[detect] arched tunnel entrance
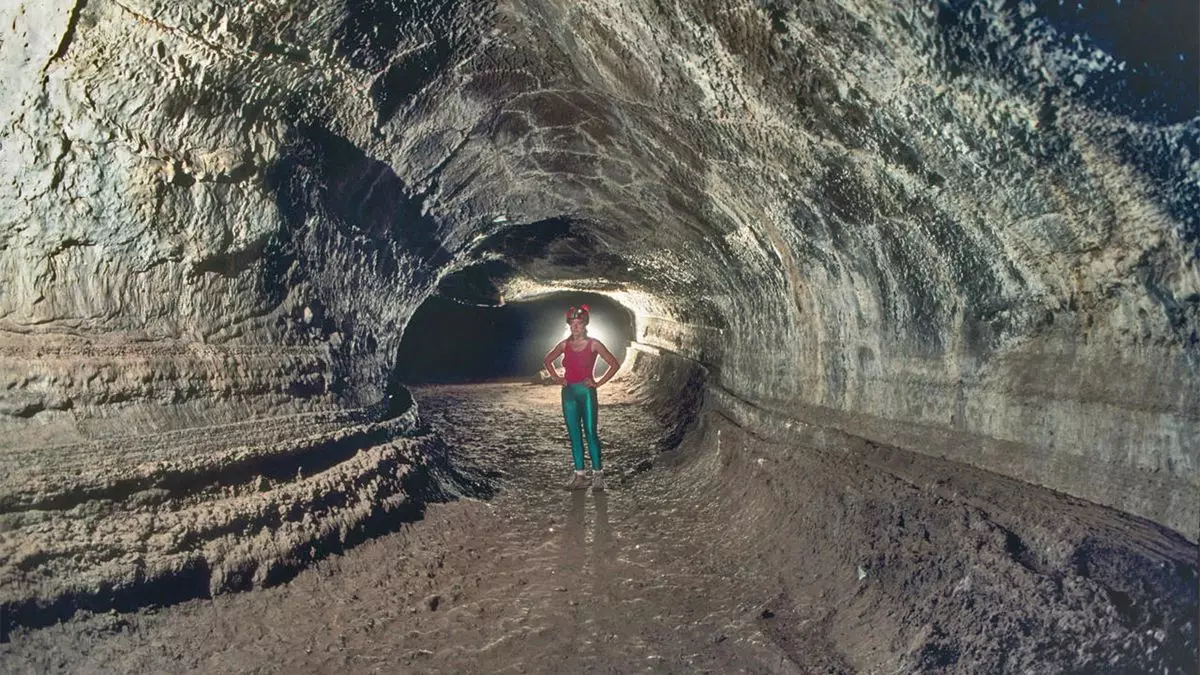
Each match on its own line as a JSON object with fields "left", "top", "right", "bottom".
{"left": 393, "top": 291, "right": 636, "bottom": 385}
{"left": 390, "top": 282, "right": 711, "bottom": 487}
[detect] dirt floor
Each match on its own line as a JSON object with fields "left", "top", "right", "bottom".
{"left": 1, "top": 381, "right": 1197, "bottom": 673}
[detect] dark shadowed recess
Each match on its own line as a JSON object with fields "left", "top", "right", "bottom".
{"left": 936, "top": 0, "right": 1200, "bottom": 250}
{"left": 469, "top": 217, "right": 645, "bottom": 286}
{"left": 937, "top": 0, "right": 1198, "bottom": 125}
{"left": 372, "top": 40, "right": 453, "bottom": 124}
{"left": 1032, "top": 0, "right": 1198, "bottom": 124}
{"left": 333, "top": 0, "right": 461, "bottom": 72}
{"left": 264, "top": 123, "right": 453, "bottom": 405}
{"left": 265, "top": 123, "right": 451, "bottom": 266}
{"left": 394, "top": 292, "right": 636, "bottom": 385}
{"left": 332, "top": 0, "right": 469, "bottom": 125}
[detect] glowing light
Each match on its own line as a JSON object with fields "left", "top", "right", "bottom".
{"left": 561, "top": 319, "right": 612, "bottom": 348}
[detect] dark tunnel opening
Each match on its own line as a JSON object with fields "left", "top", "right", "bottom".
{"left": 393, "top": 291, "right": 637, "bottom": 385}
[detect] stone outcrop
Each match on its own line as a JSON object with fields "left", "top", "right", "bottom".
{"left": 1, "top": 0, "right": 1196, "bottom": 628}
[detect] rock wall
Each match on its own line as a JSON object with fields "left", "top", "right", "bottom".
{"left": 1, "top": 0, "right": 1196, "bottom": 549}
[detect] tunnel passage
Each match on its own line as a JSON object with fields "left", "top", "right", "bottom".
{"left": 394, "top": 291, "right": 635, "bottom": 385}
{"left": 2, "top": 0, "right": 1193, "bottom": 539}
{"left": 391, "top": 282, "right": 711, "bottom": 468}
{"left": 1, "top": 0, "right": 1198, "bottom": 668}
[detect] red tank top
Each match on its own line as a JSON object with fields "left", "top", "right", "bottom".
{"left": 562, "top": 339, "right": 598, "bottom": 384}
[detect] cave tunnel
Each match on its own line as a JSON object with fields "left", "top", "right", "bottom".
{"left": 394, "top": 290, "right": 636, "bottom": 385}
{"left": 1, "top": 0, "right": 1198, "bottom": 671}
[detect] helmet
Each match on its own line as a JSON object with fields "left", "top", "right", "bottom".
{"left": 566, "top": 304, "right": 590, "bottom": 323}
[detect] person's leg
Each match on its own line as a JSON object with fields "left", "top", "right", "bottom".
{"left": 581, "top": 386, "right": 602, "bottom": 472}
{"left": 561, "top": 385, "right": 585, "bottom": 471}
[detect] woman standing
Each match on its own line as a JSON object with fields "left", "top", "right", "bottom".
{"left": 543, "top": 304, "right": 621, "bottom": 490}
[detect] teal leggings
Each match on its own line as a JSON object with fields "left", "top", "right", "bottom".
{"left": 561, "top": 383, "right": 602, "bottom": 471}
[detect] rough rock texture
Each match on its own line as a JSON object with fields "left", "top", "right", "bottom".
{"left": 1, "top": 0, "right": 1197, "bottom": 645}
{"left": 0, "top": 400, "right": 474, "bottom": 629}
{"left": 3, "top": 381, "right": 1195, "bottom": 672}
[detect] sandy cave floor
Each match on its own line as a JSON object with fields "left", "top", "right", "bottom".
{"left": 1, "top": 381, "right": 1196, "bottom": 673}
{"left": 1, "top": 383, "right": 805, "bottom": 673}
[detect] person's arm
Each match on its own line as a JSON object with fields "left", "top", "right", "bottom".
{"left": 589, "top": 340, "right": 621, "bottom": 387}
{"left": 543, "top": 341, "right": 566, "bottom": 385}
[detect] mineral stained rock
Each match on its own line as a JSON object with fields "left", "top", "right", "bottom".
{"left": 0, "top": 0, "right": 1196, "bottom": 633}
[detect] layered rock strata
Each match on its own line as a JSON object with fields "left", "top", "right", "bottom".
{"left": 0, "top": 402, "right": 466, "bottom": 629}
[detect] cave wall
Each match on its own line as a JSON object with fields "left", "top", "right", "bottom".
{"left": 1, "top": 0, "right": 1196, "bottom": 536}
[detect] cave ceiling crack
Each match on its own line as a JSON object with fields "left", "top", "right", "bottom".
{"left": 41, "top": 0, "right": 88, "bottom": 76}
{"left": 47, "top": 133, "right": 73, "bottom": 191}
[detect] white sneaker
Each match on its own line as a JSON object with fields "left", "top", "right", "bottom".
{"left": 564, "top": 472, "right": 588, "bottom": 490}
